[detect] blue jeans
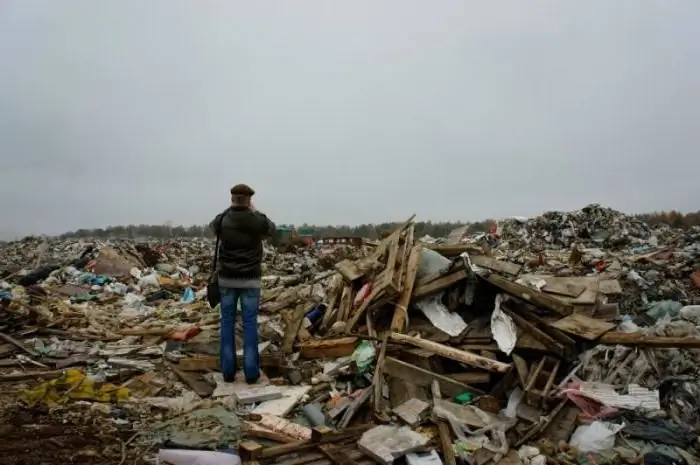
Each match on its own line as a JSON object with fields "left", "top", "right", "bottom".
{"left": 219, "top": 287, "right": 261, "bottom": 382}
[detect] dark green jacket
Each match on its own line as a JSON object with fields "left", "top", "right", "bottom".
{"left": 210, "top": 206, "right": 275, "bottom": 279}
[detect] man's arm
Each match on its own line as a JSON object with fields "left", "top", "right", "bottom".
{"left": 255, "top": 211, "right": 276, "bottom": 237}
{"left": 209, "top": 212, "right": 225, "bottom": 236}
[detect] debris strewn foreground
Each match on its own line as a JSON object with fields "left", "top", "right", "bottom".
{"left": 1, "top": 204, "right": 700, "bottom": 465}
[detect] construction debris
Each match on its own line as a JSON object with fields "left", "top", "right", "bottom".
{"left": 0, "top": 204, "right": 699, "bottom": 464}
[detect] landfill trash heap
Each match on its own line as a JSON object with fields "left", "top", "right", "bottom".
{"left": 0, "top": 203, "right": 699, "bottom": 465}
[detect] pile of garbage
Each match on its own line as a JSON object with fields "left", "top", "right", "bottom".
{"left": 453, "top": 204, "right": 700, "bottom": 315}
{"left": 0, "top": 205, "right": 698, "bottom": 465}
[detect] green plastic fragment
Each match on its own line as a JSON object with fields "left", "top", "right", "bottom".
{"left": 454, "top": 392, "right": 473, "bottom": 404}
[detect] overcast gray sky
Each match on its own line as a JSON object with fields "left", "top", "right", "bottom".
{"left": 0, "top": 1, "right": 698, "bottom": 237}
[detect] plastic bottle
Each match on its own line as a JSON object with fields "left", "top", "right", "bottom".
{"left": 302, "top": 403, "right": 326, "bottom": 426}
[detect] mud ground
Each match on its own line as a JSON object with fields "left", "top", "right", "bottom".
{"left": 0, "top": 402, "right": 147, "bottom": 465}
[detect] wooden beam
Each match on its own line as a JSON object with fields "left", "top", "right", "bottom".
{"left": 469, "top": 255, "right": 521, "bottom": 276}
{"left": 372, "top": 334, "right": 389, "bottom": 415}
{"left": 599, "top": 332, "right": 700, "bottom": 348}
{"left": 298, "top": 337, "right": 358, "bottom": 358}
{"left": 383, "top": 356, "right": 484, "bottom": 397}
{"left": 318, "top": 444, "right": 361, "bottom": 465}
{"left": 254, "top": 425, "right": 372, "bottom": 459}
{"left": 413, "top": 269, "right": 468, "bottom": 299}
{"left": 426, "top": 244, "right": 483, "bottom": 257}
{"left": 390, "top": 245, "right": 422, "bottom": 333}
{"left": 390, "top": 332, "right": 512, "bottom": 373}
{"left": 282, "top": 303, "right": 311, "bottom": 354}
{"left": 483, "top": 273, "right": 573, "bottom": 316}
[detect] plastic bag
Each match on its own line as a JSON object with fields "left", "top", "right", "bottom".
{"left": 157, "top": 449, "right": 241, "bottom": 465}
{"left": 491, "top": 294, "right": 517, "bottom": 355}
{"left": 569, "top": 421, "right": 624, "bottom": 452}
{"left": 351, "top": 340, "right": 376, "bottom": 373}
{"left": 503, "top": 387, "right": 523, "bottom": 419}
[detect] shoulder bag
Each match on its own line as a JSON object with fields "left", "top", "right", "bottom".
{"left": 206, "top": 215, "right": 224, "bottom": 308}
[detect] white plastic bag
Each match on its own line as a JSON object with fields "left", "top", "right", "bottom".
{"left": 569, "top": 421, "right": 624, "bottom": 452}
{"left": 157, "top": 449, "right": 241, "bottom": 465}
{"left": 491, "top": 294, "right": 517, "bottom": 355}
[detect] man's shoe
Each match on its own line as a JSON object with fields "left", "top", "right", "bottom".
{"left": 245, "top": 377, "right": 260, "bottom": 385}
{"left": 223, "top": 375, "right": 235, "bottom": 383}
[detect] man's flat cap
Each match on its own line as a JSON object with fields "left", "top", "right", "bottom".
{"left": 230, "top": 184, "right": 255, "bottom": 196}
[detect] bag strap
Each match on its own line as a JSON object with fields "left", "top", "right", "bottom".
{"left": 212, "top": 213, "right": 225, "bottom": 272}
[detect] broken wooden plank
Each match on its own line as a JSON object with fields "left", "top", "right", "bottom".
{"left": 0, "top": 370, "right": 63, "bottom": 382}
{"left": 337, "top": 283, "right": 353, "bottom": 322}
{"left": 541, "top": 277, "right": 587, "bottom": 298}
{"left": 390, "top": 332, "right": 512, "bottom": 373}
{"left": 383, "top": 357, "right": 483, "bottom": 397}
{"left": 169, "top": 363, "right": 213, "bottom": 397}
{"left": 339, "top": 386, "right": 372, "bottom": 428}
{"left": 394, "top": 225, "right": 415, "bottom": 293}
{"left": 470, "top": 255, "right": 521, "bottom": 276}
{"left": 483, "top": 273, "right": 574, "bottom": 316}
{"left": 390, "top": 244, "right": 422, "bottom": 333}
{"left": 436, "top": 420, "right": 457, "bottom": 465}
{"left": 425, "top": 244, "right": 483, "bottom": 257}
{"left": 549, "top": 313, "right": 615, "bottom": 340}
{"left": 379, "top": 232, "right": 402, "bottom": 294}
{"left": 508, "top": 309, "right": 568, "bottom": 357}
{"left": 444, "top": 371, "right": 491, "bottom": 385}
{"left": 0, "top": 331, "right": 39, "bottom": 357}
{"left": 298, "top": 337, "right": 358, "bottom": 358}
{"left": 413, "top": 269, "right": 468, "bottom": 300}
{"left": 372, "top": 334, "right": 389, "bottom": 416}
{"left": 283, "top": 303, "right": 311, "bottom": 354}
{"left": 249, "top": 425, "right": 373, "bottom": 459}
{"left": 599, "top": 332, "right": 700, "bottom": 348}
{"left": 243, "top": 422, "right": 299, "bottom": 443}
{"left": 318, "top": 444, "right": 362, "bottom": 465}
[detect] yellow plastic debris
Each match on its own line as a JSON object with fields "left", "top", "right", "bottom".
{"left": 22, "top": 368, "right": 129, "bottom": 406}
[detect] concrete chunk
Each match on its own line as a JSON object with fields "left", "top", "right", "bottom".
{"left": 358, "top": 425, "right": 429, "bottom": 465}
{"left": 233, "top": 384, "right": 283, "bottom": 404}
{"left": 393, "top": 398, "right": 431, "bottom": 426}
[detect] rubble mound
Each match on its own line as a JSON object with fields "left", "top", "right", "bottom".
{"left": 500, "top": 203, "right": 653, "bottom": 249}
{"left": 1, "top": 210, "right": 700, "bottom": 464}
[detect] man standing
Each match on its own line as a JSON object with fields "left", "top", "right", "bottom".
{"left": 210, "top": 184, "right": 275, "bottom": 383}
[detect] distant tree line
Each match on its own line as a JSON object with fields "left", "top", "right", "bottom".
{"left": 41, "top": 210, "right": 700, "bottom": 241}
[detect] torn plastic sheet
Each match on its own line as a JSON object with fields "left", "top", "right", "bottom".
{"left": 559, "top": 381, "right": 660, "bottom": 419}
{"left": 570, "top": 421, "right": 625, "bottom": 452}
{"left": 491, "top": 294, "right": 517, "bottom": 355}
{"left": 416, "top": 248, "right": 451, "bottom": 280}
{"left": 415, "top": 293, "right": 467, "bottom": 337}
